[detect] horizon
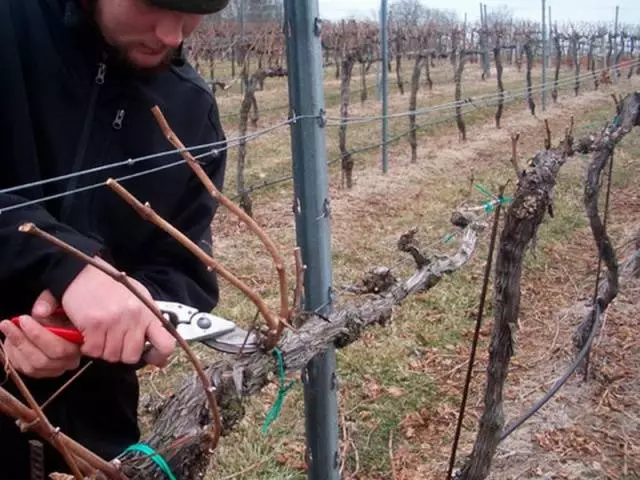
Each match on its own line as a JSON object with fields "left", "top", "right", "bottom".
{"left": 317, "top": 0, "right": 639, "bottom": 29}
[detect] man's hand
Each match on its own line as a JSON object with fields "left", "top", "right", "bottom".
{"left": 60, "top": 257, "right": 176, "bottom": 367}
{"left": 0, "top": 291, "right": 81, "bottom": 379}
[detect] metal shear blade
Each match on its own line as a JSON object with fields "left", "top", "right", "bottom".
{"left": 157, "top": 301, "right": 260, "bottom": 354}
{"left": 200, "top": 328, "right": 261, "bottom": 354}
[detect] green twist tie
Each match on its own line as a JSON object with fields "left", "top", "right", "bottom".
{"left": 123, "top": 443, "right": 176, "bottom": 480}
{"left": 262, "top": 348, "right": 296, "bottom": 434}
{"left": 475, "top": 184, "right": 495, "bottom": 199}
{"left": 443, "top": 233, "right": 455, "bottom": 244}
{"left": 483, "top": 195, "right": 513, "bottom": 213}
{"left": 483, "top": 201, "right": 495, "bottom": 213}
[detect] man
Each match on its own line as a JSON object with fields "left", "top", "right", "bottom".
{"left": 0, "top": 0, "right": 229, "bottom": 477}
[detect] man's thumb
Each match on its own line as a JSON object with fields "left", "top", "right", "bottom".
{"left": 145, "top": 321, "right": 176, "bottom": 366}
{"left": 31, "top": 290, "right": 58, "bottom": 318}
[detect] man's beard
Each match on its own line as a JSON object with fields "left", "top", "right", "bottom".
{"left": 85, "top": 0, "right": 183, "bottom": 75}
{"left": 108, "top": 44, "right": 178, "bottom": 75}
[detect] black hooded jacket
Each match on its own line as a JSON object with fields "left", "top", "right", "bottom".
{"left": 0, "top": 0, "right": 226, "bottom": 316}
{"left": 0, "top": 0, "right": 226, "bottom": 476}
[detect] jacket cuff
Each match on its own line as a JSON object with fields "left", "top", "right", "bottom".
{"left": 40, "top": 232, "right": 106, "bottom": 302}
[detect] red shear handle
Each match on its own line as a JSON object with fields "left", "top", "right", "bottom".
{"left": 9, "top": 317, "right": 85, "bottom": 345}
{"left": 41, "top": 325, "right": 84, "bottom": 345}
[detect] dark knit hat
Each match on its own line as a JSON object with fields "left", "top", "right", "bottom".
{"left": 147, "top": 0, "right": 230, "bottom": 14}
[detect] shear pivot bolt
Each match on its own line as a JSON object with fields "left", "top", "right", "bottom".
{"left": 197, "top": 317, "right": 212, "bottom": 329}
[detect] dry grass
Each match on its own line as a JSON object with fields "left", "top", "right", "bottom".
{"left": 136, "top": 59, "right": 640, "bottom": 480}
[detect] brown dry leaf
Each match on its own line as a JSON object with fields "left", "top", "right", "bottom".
{"left": 535, "top": 428, "right": 602, "bottom": 458}
{"left": 535, "top": 430, "right": 559, "bottom": 452}
{"left": 363, "top": 375, "right": 382, "bottom": 400}
{"left": 386, "top": 386, "right": 407, "bottom": 398}
{"left": 399, "top": 410, "right": 427, "bottom": 430}
{"left": 407, "top": 359, "right": 421, "bottom": 371}
{"left": 358, "top": 410, "right": 372, "bottom": 420}
{"left": 275, "top": 440, "right": 307, "bottom": 472}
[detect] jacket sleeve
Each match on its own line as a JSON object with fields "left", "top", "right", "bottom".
{"left": 0, "top": 195, "right": 106, "bottom": 300}
{"left": 128, "top": 104, "right": 227, "bottom": 313}
{"left": 0, "top": 0, "right": 106, "bottom": 302}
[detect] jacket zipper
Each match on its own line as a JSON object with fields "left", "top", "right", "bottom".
{"left": 112, "top": 109, "right": 126, "bottom": 130}
{"left": 59, "top": 61, "right": 106, "bottom": 222}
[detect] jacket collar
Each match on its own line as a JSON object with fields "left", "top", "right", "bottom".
{"left": 58, "top": 0, "right": 91, "bottom": 29}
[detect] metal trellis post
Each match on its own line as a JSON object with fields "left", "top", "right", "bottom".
{"left": 613, "top": 5, "right": 619, "bottom": 83}
{"left": 283, "top": 1, "right": 340, "bottom": 480}
{"left": 240, "top": 0, "right": 245, "bottom": 95}
{"left": 542, "top": 0, "right": 547, "bottom": 111}
{"left": 483, "top": 3, "right": 490, "bottom": 78}
{"left": 479, "top": 3, "right": 485, "bottom": 75}
{"left": 381, "top": 0, "right": 389, "bottom": 174}
{"left": 548, "top": 6, "right": 552, "bottom": 69}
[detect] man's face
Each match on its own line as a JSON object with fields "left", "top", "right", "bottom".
{"left": 94, "top": 0, "right": 203, "bottom": 70}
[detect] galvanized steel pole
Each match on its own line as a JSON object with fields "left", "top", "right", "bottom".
{"left": 479, "top": 3, "right": 484, "bottom": 75}
{"left": 613, "top": 5, "right": 619, "bottom": 83}
{"left": 542, "top": 0, "right": 547, "bottom": 111}
{"left": 283, "top": 1, "right": 339, "bottom": 479}
{"left": 548, "top": 6, "right": 552, "bottom": 68}
{"left": 483, "top": 3, "right": 490, "bottom": 77}
{"left": 240, "top": 0, "right": 245, "bottom": 94}
{"left": 381, "top": 0, "right": 389, "bottom": 174}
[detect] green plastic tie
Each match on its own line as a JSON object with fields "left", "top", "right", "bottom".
{"left": 443, "top": 232, "right": 455, "bottom": 244}
{"left": 262, "top": 348, "right": 296, "bottom": 434}
{"left": 612, "top": 114, "right": 620, "bottom": 127}
{"left": 483, "top": 201, "right": 495, "bottom": 213}
{"left": 483, "top": 195, "right": 513, "bottom": 213}
{"left": 123, "top": 443, "right": 176, "bottom": 480}
{"left": 475, "top": 184, "right": 495, "bottom": 199}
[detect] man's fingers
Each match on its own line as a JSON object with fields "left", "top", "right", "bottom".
{"left": 18, "top": 316, "right": 80, "bottom": 361}
{"left": 144, "top": 320, "right": 176, "bottom": 367}
{"left": 1, "top": 319, "right": 82, "bottom": 379}
{"left": 142, "top": 346, "right": 170, "bottom": 368}
{"left": 102, "top": 325, "right": 126, "bottom": 364}
{"left": 2, "top": 344, "right": 29, "bottom": 375}
{"left": 0, "top": 320, "right": 28, "bottom": 350}
{"left": 79, "top": 322, "right": 107, "bottom": 359}
{"left": 31, "top": 290, "right": 58, "bottom": 318}
{"left": 0, "top": 319, "right": 52, "bottom": 374}
{"left": 121, "top": 326, "right": 146, "bottom": 365}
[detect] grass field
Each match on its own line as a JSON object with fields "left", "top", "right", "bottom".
{"left": 137, "top": 59, "right": 640, "bottom": 479}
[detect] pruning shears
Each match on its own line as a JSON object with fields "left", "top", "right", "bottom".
{"left": 9, "top": 301, "right": 260, "bottom": 355}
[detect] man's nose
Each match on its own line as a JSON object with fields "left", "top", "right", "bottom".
{"left": 155, "top": 15, "right": 185, "bottom": 48}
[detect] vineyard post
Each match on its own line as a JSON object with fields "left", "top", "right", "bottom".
{"left": 464, "top": 13, "right": 468, "bottom": 50}
{"left": 381, "top": 0, "right": 389, "bottom": 174}
{"left": 376, "top": 53, "right": 382, "bottom": 101}
{"left": 483, "top": 3, "right": 490, "bottom": 77}
{"left": 542, "top": 0, "right": 547, "bottom": 111}
{"left": 548, "top": 5, "right": 552, "bottom": 68}
{"left": 240, "top": 0, "right": 245, "bottom": 95}
{"left": 283, "top": 1, "right": 340, "bottom": 479}
{"left": 479, "top": 3, "right": 486, "bottom": 77}
{"left": 613, "top": 5, "right": 620, "bottom": 83}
